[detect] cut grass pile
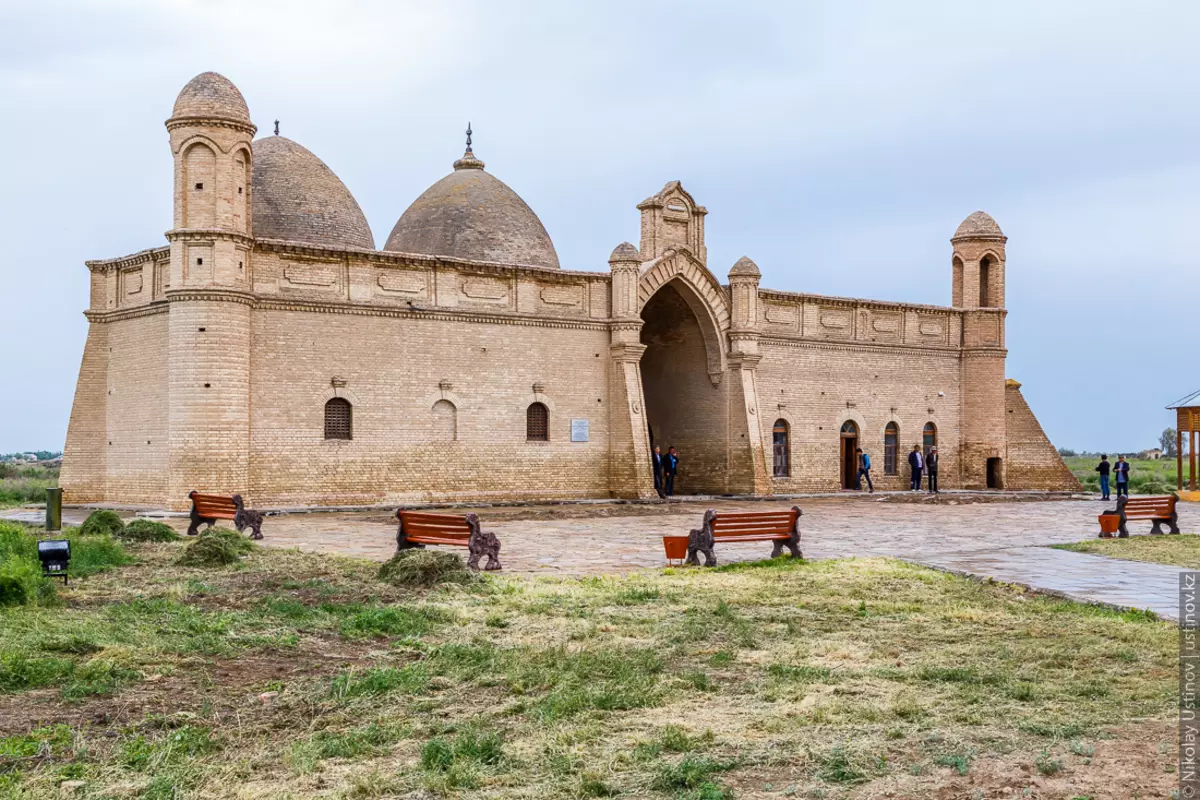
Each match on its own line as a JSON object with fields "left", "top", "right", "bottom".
{"left": 0, "top": 534, "right": 1179, "bottom": 798}
{"left": 378, "top": 548, "right": 474, "bottom": 587}
{"left": 79, "top": 509, "right": 124, "bottom": 538}
{"left": 176, "top": 528, "right": 256, "bottom": 567}
{"left": 1054, "top": 532, "right": 1200, "bottom": 568}
{"left": 118, "top": 519, "right": 181, "bottom": 543}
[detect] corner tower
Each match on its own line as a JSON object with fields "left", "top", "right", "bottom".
{"left": 952, "top": 211, "right": 1008, "bottom": 489}
{"left": 165, "top": 72, "right": 257, "bottom": 507}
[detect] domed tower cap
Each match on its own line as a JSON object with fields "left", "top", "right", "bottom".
{"left": 729, "top": 255, "right": 761, "bottom": 278}
{"left": 951, "top": 211, "right": 1005, "bottom": 242}
{"left": 171, "top": 71, "right": 253, "bottom": 127}
{"left": 608, "top": 242, "right": 641, "bottom": 264}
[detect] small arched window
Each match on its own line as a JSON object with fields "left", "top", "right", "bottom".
{"left": 952, "top": 256, "right": 964, "bottom": 307}
{"left": 979, "top": 256, "right": 991, "bottom": 307}
{"left": 923, "top": 422, "right": 938, "bottom": 458}
{"left": 526, "top": 402, "right": 549, "bottom": 441}
{"left": 772, "top": 419, "right": 790, "bottom": 477}
{"left": 884, "top": 422, "right": 899, "bottom": 475}
{"left": 432, "top": 399, "right": 457, "bottom": 441}
{"left": 324, "top": 398, "right": 352, "bottom": 440}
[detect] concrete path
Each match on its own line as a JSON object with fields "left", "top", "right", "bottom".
{"left": 4, "top": 495, "right": 1193, "bottom": 620}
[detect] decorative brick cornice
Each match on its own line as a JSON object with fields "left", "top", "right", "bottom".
{"left": 760, "top": 337, "right": 964, "bottom": 359}
{"left": 166, "top": 116, "right": 256, "bottom": 137}
{"left": 253, "top": 238, "right": 611, "bottom": 282}
{"left": 84, "top": 301, "right": 169, "bottom": 323}
{"left": 253, "top": 297, "right": 613, "bottom": 331}
{"left": 86, "top": 246, "right": 170, "bottom": 273}
{"left": 757, "top": 288, "right": 962, "bottom": 316}
{"left": 167, "top": 229, "right": 255, "bottom": 246}
{"left": 165, "top": 288, "right": 257, "bottom": 306}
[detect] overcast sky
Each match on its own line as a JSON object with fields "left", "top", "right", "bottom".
{"left": 1, "top": 1, "right": 1197, "bottom": 454}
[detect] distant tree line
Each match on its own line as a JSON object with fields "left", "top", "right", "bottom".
{"left": 0, "top": 451, "right": 61, "bottom": 462}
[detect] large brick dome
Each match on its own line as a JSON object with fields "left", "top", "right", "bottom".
{"left": 251, "top": 135, "right": 374, "bottom": 249}
{"left": 171, "top": 72, "right": 251, "bottom": 124}
{"left": 384, "top": 149, "right": 559, "bottom": 269}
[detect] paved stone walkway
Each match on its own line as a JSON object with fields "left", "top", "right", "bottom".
{"left": 5, "top": 495, "right": 1194, "bottom": 620}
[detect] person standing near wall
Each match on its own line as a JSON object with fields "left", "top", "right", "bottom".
{"left": 651, "top": 445, "right": 665, "bottom": 499}
{"left": 664, "top": 446, "right": 680, "bottom": 497}
{"left": 927, "top": 446, "right": 939, "bottom": 493}
{"left": 1095, "top": 454, "right": 1111, "bottom": 501}
{"left": 1113, "top": 455, "right": 1130, "bottom": 497}
{"left": 856, "top": 448, "right": 874, "bottom": 493}
{"left": 908, "top": 445, "right": 924, "bottom": 491}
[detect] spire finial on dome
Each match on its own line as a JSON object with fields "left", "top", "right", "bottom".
{"left": 453, "top": 122, "right": 485, "bottom": 170}
{"left": 274, "top": 119, "right": 279, "bottom": 136}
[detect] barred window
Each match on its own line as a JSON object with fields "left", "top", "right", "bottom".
{"left": 324, "top": 398, "right": 352, "bottom": 440}
{"left": 923, "top": 422, "right": 938, "bottom": 458}
{"left": 526, "top": 402, "right": 549, "bottom": 441}
{"left": 884, "top": 422, "right": 899, "bottom": 475}
{"left": 772, "top": 419, "right": 790, "bottom": 477}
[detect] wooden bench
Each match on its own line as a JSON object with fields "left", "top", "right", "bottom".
{"left": 1102, "top": 494, "right": 1179, "bottom": 538}
{"left": 395, "top": 509, "right": 502, "bottom": 571}
{"left": 685, "top": 506, "right": 802, "bottom": 566}
{"left": 187, "top": 491, "right": 264, "bottom": 539}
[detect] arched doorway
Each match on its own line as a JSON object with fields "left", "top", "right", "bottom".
{"left": 640, "top": 280, "right": 727, "bottom": 494}
{"left": 840, "top": 421, "right": 859, "bottom": 489}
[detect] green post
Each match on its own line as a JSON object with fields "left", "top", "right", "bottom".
{"left": 45, "top": 487, "right": 62, "bottom": 532}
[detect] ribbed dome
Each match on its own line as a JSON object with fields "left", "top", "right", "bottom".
{"left": 172, "top": 72, "right": 251, "bottom": 124}
{"left": 608, "top": 242, "right": 640, "bottom": 263}
{"left": 251, "top": 136, "right": 374, "bottom": 249}
{"left": 384, "top": 148, "right": 560, "bottom": 269}
{"left": 952, "top": 211, "right": 1004, "bottom": 240}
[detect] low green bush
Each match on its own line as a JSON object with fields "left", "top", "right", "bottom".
{"left": 119, "top": 519, "right": 181, "bottom": 543}
{"left": 378, "top": 549, "right": 473, "bottom": 588}
{"left": 80, "top": 510, "right": 124, "bottom": 537}
{"left": 176, "top": 528, "right": 255, "bottom": 567}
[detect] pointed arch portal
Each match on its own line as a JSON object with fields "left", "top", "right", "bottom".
{"left": 639, "top": 277, "right": 728, "bottom": 494}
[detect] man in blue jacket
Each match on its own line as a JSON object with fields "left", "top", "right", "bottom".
{"left": 1113, "top": 455, "right": 1130, "bottom": 497}
{"left": 856, "top": 447, "right": 874, "bottom": 493}
{"left": 663, "top": 446, "right": 680, "bottom": 497}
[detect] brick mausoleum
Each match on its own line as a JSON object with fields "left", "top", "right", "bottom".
{"left": 60, "top": 72, "right": 1079, "bottom": 510}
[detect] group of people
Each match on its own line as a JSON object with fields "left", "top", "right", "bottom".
{"left": 1094, "top": 454, "right": 1130, "bottom": 500}
{"left": 651, "top": 445, "right": 680, "bottom": 498}
{"left": 855, "top": 445, "right": 940, "bottom": 493}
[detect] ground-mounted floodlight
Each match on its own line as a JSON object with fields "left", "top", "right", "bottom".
{"left": 37, "top": 540, "right": 70, "bottom": 584}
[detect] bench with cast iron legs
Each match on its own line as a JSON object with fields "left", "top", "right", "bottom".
{"left": 395, "top": 509, "right": 502, "bottom": 571}
{"left": 686, "top": 506, "right": 803, "bottom": 567}
{"left": 1099, "top": 494, "right": 1179, "bottom": 538}
{"left": 187, "top": 491, "right": 264, "bottom": 539}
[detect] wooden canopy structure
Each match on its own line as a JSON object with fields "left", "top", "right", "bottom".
{"left": 1168, "top": 389, "right": 1200, "bottom": 491}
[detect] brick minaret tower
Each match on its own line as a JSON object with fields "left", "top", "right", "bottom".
{"left": 952, "top": 211, "right": 1008, "bottom": 489}
{"left": 164, "top": 72, "right": 256, "bottom": 508}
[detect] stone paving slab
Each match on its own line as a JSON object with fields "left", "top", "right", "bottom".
{"left": 4, "top": 496, "right": 1195, "bottom": 621}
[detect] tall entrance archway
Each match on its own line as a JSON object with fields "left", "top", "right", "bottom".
{"left": 640, "top": 279, "right": 727, "bottom": 494}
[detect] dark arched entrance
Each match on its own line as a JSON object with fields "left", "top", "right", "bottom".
{"left": 840, "top": 421, "right": 859, "bottom": 489}
{"left": 640, "top": 280, "right": 726, "bottom": 494}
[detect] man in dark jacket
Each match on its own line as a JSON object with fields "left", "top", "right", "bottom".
{"left": 926, "top": 446, "right": 939, "bottom": 493}
{"left": 664, "top": 446, "right": 680, "bottom": 497}
{"left": 855, "top": 448, "right": 874, "bottom": 493}
{"left": 651, "top": 445, "right": 665, "bottom": 498}
{"left": 908, "top": 445, "right": 924, "bottom": 491}
{"left": 1095, "top": 454, "right": 1111, "bottom": 500}
{"left": 1113, "top": 455, "right": 1130, "bottom": 497}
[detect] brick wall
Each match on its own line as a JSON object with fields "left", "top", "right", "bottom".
{"left": 1004, "top": 381, "right": 1080, "bottom": 490}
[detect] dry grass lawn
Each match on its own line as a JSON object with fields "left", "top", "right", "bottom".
{"left": 0, "top": 520, "right": 1180, "bottom": 799}
{"left": 1054, "top": 532, "right": 1200, "bottom": 569}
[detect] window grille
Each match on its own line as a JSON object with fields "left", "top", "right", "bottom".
{"left": 884, "top": 423, "right": 899, "bottom": 475}
{"left": 526, "top": 402, "right": 549, "bottom": 441}
{"left": 772, "top": 419, "right": 789, "bottom": 477}
{"left": 324, "top": 398, "right": 352, "bottom": 440}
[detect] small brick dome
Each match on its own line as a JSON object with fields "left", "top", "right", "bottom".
{"left": 384, "top": 149, "right": 560, "bottom": 269}
{"left": 172, "top": 72, "right": 251, "bottom": 124}
{"left": 952, "top": 211, "right": 1004, "bottom": 240}
{"left": 608, "top": 242, "right": 640, "bottom": 263}
{"left": 728, "top": 255, "right": 760, "bottom": 277}
{"left": 251, "top": 136, "right": 374, "bottom": 249}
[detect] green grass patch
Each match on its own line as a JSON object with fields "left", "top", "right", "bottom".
{"left": 1054, "top": 534, "right": 1200, "bottom": 569}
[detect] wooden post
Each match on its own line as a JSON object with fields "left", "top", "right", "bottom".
{"left": 1192, "top": 411, "right": 1197, "bottom": 491}
{"left": 1179, "top": 428, "right": 1185, "bottom": 491}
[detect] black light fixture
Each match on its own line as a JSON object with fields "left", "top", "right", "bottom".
{"left": 37, "top": 540, "right": 70, "bottom": 584}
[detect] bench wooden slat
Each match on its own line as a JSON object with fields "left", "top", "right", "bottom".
{"left": 710, "top": 513, "right": 796, "bottom": 523}
{"left": 192, "top": 494, "right": 237, "bottom": 519}
{"left": 711, "top": 533, "right": 792, "bottom": 542}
